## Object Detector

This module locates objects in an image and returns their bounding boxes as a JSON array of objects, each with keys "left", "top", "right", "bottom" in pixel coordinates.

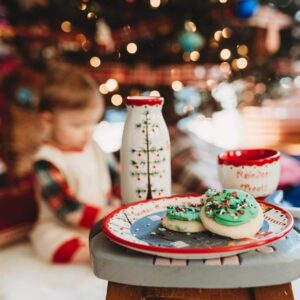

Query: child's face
[{"left": 45, "top": 105, "right": 103, "bottom": 149}]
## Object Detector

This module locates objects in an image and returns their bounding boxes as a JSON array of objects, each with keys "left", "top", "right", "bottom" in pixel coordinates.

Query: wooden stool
[
  {"left": 89, "top": 221, "right": 300, "bottom": 300},
  {"left": 106, "top": 281, "right": 294, "bottom": 300}
]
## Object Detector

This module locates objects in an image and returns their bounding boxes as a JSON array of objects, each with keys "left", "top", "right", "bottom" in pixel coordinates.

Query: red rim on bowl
[
  {"left": 102, "top": 195, "right": 293, "bottom": 256},
  {"left": 218, "top": 149, "right": 280, "bottom": 167}
]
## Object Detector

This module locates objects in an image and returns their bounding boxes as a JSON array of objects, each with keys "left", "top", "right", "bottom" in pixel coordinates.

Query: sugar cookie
[
  {"left": 162, "top": 205, "right": 205, "bottom": 233},
  {"left": 200, "top": 189, "right": 264, "bottom": 239}
]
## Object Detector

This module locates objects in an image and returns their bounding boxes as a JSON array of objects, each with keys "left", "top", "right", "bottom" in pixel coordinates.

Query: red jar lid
[{"left": 125, "top": 96, "right": 164, "bottom": 106}]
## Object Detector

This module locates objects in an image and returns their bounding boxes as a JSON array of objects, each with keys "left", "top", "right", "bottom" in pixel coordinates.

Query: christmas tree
[{"left": 1, "top": 0, "right": 296, "bottom": 108}]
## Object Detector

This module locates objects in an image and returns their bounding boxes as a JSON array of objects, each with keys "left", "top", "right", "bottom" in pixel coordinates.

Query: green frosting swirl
[
  {"left": 166, "top": 205, "right": 202, "bottom": 222},
  {"left": 204, "top": 189, "right": 259, "bottom": 226}
]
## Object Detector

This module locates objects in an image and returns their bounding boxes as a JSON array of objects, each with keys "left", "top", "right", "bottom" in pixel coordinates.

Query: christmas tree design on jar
[{"left": 121, "top": 96, "right": 171, "bottom": 204}]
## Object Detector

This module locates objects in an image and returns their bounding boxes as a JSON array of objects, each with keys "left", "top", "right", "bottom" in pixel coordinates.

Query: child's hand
[{"left": 109, "top": 198, "right": 122, "bottom": 210}]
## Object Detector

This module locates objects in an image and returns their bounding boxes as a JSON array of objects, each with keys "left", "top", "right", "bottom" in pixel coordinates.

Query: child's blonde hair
[{"left": 39, "top": 63, "right": 103, "bottom": 112}]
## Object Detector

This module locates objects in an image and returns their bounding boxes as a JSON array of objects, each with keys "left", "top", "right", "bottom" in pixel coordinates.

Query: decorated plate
[
  {"left": 266, "top": 190, "right": 300, "bottom": 219},
  {"left": 103, "top": 194, "right": 294, "bottom": 259}
]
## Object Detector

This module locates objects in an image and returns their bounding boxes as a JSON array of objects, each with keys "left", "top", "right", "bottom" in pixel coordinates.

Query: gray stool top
[{"left": 90, "top": 221, "right": 300, "bottom": 288}]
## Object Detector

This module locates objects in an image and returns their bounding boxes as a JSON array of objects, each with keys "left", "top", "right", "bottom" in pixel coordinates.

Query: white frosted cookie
[
  {"left": 162, "top": 205, "right": 205, "bottom": 233},
  {"left": 200, "top": 189, "right": 264, "bottom": 239}
]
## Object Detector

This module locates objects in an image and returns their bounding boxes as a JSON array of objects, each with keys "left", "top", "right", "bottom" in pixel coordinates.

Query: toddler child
[{"left": 30, "top": 64, "right": 121, "bottom": 263}]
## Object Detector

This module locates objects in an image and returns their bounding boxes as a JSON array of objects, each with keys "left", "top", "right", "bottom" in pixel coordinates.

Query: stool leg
[
  {"left": 144, "top": 287, "right": 253, "bottom": 300},
  {"left": 106, "top": 282, "right": 142, "bottom": 300},
  {"left": 253, "top": 283, "right": 294, "bottom": 300}
]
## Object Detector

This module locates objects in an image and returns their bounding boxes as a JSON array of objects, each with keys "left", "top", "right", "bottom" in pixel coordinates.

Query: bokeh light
[
  {"left": 237, "top": 44, "right": 248, "bottom": 56},
  {"left": 150, "top": 0, "right": 161, "bottom": 8},
  {"left": 127, "top": 42, "right": 138, "bottom": 54},
  {"left": 237, "top": 57, "right": 248, "bottom": 69},
  {"left": 190, "top": 51, "right": 200, "bottom": 61},
  {"left": 150, "top": 90, "right": 160, "bottom": 96},
  {"left": 90, "top": 56, "right": 101, "bottom": 67},
  {"left": 99, "top": 84, "right": 108, "bottom": 95},
  {"left": 172, "top": 81, "right": 183, "bottom": 91},
  {"left": 222, "top": 27, "right": 232, "bottom": 39},
  {"left": 61, "top": 21, "right": 72, "bottom": 32},
  {"left": 111, "top": 94, "right": 123, "bottom": 106},
  {"left": 106, "top": 79, "right": 119, "bottom": 92},
  {"left": 220, "top": 48, "right": 231, "bottom": 60}
]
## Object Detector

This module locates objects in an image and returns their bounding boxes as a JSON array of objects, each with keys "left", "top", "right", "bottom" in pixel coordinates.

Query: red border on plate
[
  {"left": 218, "top": 149, "right": 280, "bottom": 167},
  {"left": 125, "top": 96, "right": 164, "bottom": 106},
  {"left": 103, "top": 194, "right": 294, "bottom": 255}
]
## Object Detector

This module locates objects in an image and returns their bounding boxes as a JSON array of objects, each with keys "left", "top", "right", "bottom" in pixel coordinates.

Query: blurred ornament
[
  {"left": 104, "top": 108, "right": 127, "bottom": 123},
  {"left": 294, "top": 10, "right": 300, "bottom": 23},
  {"left": 15, "top": 87, "right": 37, "bottom": 108},
  {"left": 212, "top": 82, "right": 238, "bottom": 110},
  {"left": 248, "top": 6, "right": 292, "bottom": 30},
  {"left": 95, "top": 19, "right": 115, "bottom": 53},
  {"left": 175, "top": 87, "right": 201, "bottom": 115},
  {"left": 248, "top": 6, "right": 293, "bottom": 55},
  {"left": 265, "top": 26, "right": 280, "bottom": 54},
  {"left": 178, "top": 31, "right": 205, "bottom": 52},
  {"left": 236, "top": 0, "right": 258, "bottom": 19}
]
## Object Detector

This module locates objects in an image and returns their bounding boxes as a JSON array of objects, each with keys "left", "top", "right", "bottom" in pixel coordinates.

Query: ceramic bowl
[{"left": 218, "top": 149, "right": 280, "bottom": 198}]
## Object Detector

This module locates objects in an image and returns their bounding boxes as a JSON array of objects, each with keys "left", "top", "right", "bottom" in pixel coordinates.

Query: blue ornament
[
  {"left": 104, "top": 108, "right": 127, "bottom": 122},
  {"left": 178, "top": 31, "right": 205, "bottom": 52},
  {"left": 15, "top": 87, "right": 34, "bottom": 108},
  {"left": 236, "top": 0, "right": 258, "bottom": 19},
  {"left": 175, "top": 87, "right": 201, "bottom": 115}
]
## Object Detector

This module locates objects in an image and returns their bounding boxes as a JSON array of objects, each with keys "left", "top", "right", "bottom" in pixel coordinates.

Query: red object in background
[
  {"left": 0, "top": 173, "right": 38, "bottom": 246},
  {"left": 279, "top": 155, "right": 300, "bottom": 189},
  {"left": 0, "top": 59, "right": 21, "bottom": 77}
]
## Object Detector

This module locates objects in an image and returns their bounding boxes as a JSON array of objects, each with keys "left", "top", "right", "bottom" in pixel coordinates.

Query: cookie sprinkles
[
  {"left": 204, "top": 189, "right": 259, "bottom": 226},
  {"left": 166, "top": 204, "right": 203, "bottom": 222}
]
